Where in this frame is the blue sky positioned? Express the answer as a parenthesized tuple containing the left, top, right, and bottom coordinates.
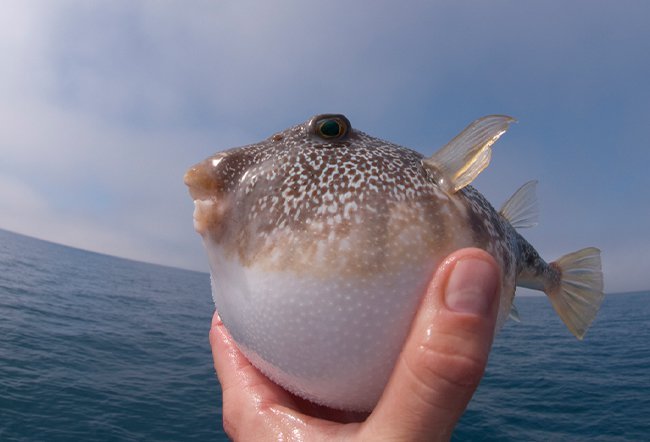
(1, 1, 648, 292)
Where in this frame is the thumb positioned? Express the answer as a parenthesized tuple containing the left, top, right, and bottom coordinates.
(364, 248, 501, 441)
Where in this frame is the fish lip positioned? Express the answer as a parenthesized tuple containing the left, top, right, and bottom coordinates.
(192, 198, 217, 235)
(185, 152, 233, 236)
(183, 167, 208, 201)
(184, 153, 228, 200)
(185, 172, 220, 235)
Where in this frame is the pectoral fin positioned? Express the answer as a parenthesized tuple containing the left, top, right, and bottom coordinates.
(422, 115, 516, 194)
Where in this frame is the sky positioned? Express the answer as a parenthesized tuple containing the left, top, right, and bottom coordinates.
(1, 1, 648, 293)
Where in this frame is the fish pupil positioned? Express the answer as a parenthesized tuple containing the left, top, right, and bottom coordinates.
(319, 119, 342, 138)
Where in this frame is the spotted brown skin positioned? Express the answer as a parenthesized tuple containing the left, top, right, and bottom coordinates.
(190, 118, 516, 283)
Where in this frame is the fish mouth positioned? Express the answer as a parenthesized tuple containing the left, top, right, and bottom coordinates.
(184, 153, 231, 235)
(184, 163, 216, 201)
(191, 199, 218, 235)
(183, 152, 230, 201)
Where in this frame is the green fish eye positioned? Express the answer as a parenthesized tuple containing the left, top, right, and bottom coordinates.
(308, 114, 351, 142)
(319, 119, 343, 138)
(314, 115, 350, 140)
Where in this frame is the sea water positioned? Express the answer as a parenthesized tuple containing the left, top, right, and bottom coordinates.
(0, 229, 648, 441)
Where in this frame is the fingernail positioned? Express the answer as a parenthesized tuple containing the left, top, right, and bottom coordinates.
(445, 258, 499, 315)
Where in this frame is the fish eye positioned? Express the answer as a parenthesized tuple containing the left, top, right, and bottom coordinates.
(318, 119, 345, 138)
(309, 114, 351, 140)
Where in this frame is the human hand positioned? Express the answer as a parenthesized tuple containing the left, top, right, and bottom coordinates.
(209, 248, 501, 441)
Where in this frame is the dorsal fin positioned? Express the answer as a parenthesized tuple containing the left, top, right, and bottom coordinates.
(422, 115, 516, 194)
(499, 180, 539, 229)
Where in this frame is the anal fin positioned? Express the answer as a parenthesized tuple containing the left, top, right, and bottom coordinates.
(509, 303, 521, 322)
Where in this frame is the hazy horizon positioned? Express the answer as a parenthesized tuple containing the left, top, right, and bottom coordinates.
(2, 227, 646, 297)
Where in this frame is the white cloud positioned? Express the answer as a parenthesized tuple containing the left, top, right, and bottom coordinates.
(0, 175, 49, 215)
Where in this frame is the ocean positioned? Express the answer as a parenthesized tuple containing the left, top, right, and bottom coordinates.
(0, 228, 648, 441)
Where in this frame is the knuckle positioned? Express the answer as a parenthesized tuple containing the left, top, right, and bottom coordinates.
(220, 385, 247, 439)
(220, 384, 276, 440)
(407, 332, 488, 393)
(221, 402, 240, 439)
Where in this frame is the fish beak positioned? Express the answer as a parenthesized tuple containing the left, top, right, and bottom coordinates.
(184, 155, 225, 201)
(184, 154, 230, 236)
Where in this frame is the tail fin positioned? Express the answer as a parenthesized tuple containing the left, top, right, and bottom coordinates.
(547, 247, 604, 340)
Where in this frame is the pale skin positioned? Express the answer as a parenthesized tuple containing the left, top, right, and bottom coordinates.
(210, 248, 501, 441)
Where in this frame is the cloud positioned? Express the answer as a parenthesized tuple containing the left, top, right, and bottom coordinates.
(0, 94, 209, 269)
(0, 175, 49, 215)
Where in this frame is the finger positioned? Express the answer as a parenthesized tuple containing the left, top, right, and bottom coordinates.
(209, 311, 252, 394)
(210, 311, 297, 404)
(209, 311, 362, 440)
(364, 248, 500, 441)
(209, 311, 296, 438)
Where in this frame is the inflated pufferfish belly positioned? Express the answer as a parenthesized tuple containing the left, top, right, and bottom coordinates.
(185, 114, 604, 412)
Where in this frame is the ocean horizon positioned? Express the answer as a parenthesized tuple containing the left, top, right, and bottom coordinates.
(1, 228, 648, 441)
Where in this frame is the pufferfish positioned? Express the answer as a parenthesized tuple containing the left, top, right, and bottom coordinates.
(184, 114, 604, 412)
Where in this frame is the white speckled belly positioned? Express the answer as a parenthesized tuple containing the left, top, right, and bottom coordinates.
(205, 238, 438, 411)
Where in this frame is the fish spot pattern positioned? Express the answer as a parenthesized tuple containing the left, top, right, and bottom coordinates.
(207, 122, 459, 278)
